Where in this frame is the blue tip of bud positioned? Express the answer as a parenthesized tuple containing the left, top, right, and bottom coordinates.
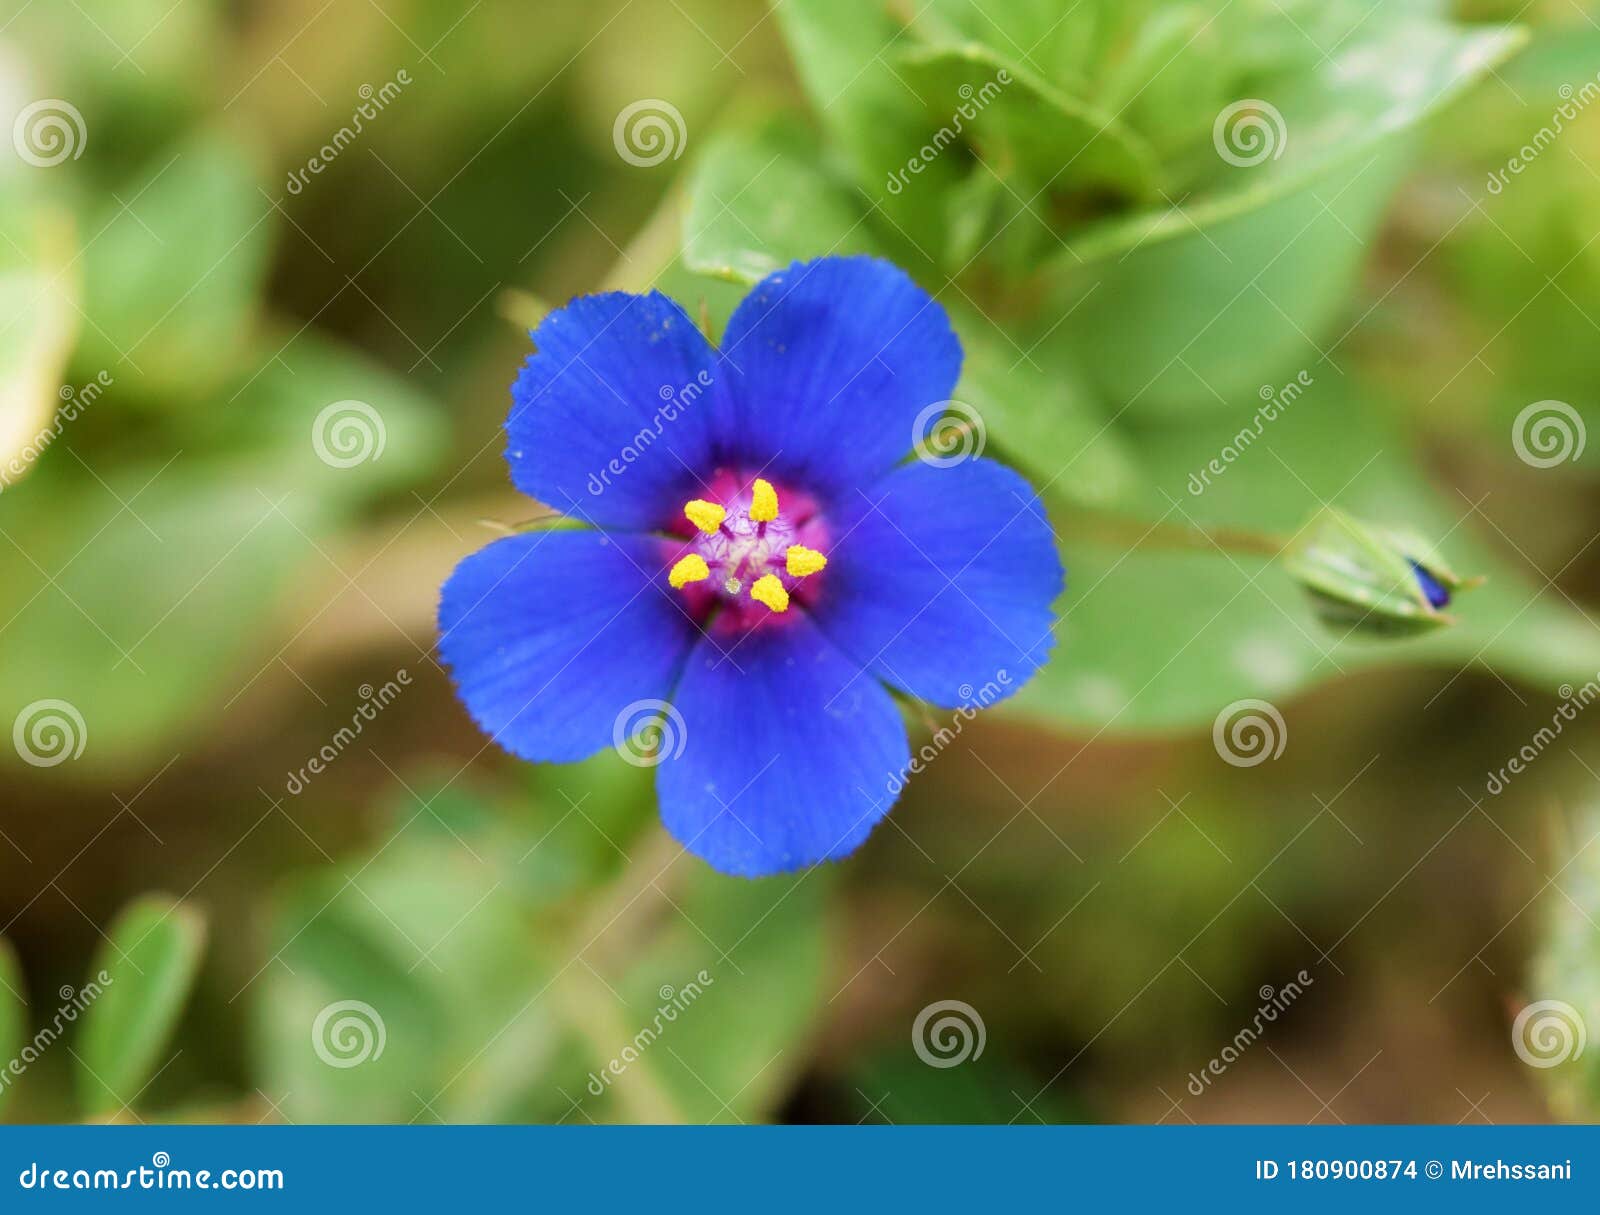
(1408, 559, 1451, 609)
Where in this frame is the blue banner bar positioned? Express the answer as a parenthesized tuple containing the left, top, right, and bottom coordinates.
(0, 1126, 1595, 1209)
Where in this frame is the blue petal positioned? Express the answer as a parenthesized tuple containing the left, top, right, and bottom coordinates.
(814, 458, 1064, 709)
(716, 257, 961, 498)
(438, 530, 695, 763)
(656, 618, 910, 877)
(507, 292, 728, 530)
(1408, 559, 1451, 608)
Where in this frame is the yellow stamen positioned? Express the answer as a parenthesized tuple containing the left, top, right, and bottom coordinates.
(750, 574, 789, 613)
(749, 478, 779, 523)
(785, 545, 827, 577)
(668, 554, 710, 589)
(683, 499, 725, 535)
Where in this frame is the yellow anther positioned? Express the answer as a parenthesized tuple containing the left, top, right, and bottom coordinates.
(750, 574, 789, 613)
(785, 545, 827, 577)
(749, 478, 779, 523)
(683, 499, 725, 535)
(668, 554, 710, 589)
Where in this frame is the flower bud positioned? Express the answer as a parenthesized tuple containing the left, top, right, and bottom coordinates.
(1283, 508, 1478, 636)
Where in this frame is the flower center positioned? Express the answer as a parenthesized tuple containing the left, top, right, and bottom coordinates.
(667, 477, 828, 616)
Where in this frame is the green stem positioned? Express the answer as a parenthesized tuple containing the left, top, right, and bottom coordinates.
(1062, 504, 1290, 560)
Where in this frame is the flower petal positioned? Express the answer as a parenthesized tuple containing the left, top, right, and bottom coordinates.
(656, 617, 910, 877)
(508, 291, 728, 530)
(814, 458, 1064, 709)
(716, 257, 961, 498)
(438, 530, 695, 762)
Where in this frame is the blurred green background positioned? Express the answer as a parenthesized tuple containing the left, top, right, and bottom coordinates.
(3, 0, 1600, 1124)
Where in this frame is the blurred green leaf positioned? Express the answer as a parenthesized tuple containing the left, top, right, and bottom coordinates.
(954, 307, 1143, 509)
(1525, 800, 1600, 1120)
(255, 807, 573, 1124)
(0, 461, 328, 769)
(1050, 18, 1524, 265)
(772, 0, 957, 255)
(78, 131, 272, 402)
(897, 42, 1159, 206)
(683, 112, 880, 284)
(608, 866, 830, 1123)
(76, 895, 206, 1117)
(0, 213, 78, 490)
(0, 938, 25, 1117)
(849, 1043, 1092, 1124)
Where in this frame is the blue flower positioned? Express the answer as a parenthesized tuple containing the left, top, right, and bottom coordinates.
(437, 256, 1064, 877)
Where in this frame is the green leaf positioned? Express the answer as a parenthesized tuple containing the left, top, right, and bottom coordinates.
(607, 866, 830, 1123)
(0, 938, 26, 1116)
(771, 0, 957, 255)
(78, 131, 273, 402)
(75, 895, 206, 1116)
(895, 42, 1160, 210)
(953, 307, 1142, 509)
(254, 806, 572, 1123)
(849, 1044, 1092, 1124)
(1051, 18, 1523, 265)
(0, 460, 331, 769)
(683, 113, 881, 285)
(1029, 19, 1524, 415)
(0, 322, 443, 768)
(0, 213, 79, 492)
(1525, 801, 1600, 1120)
